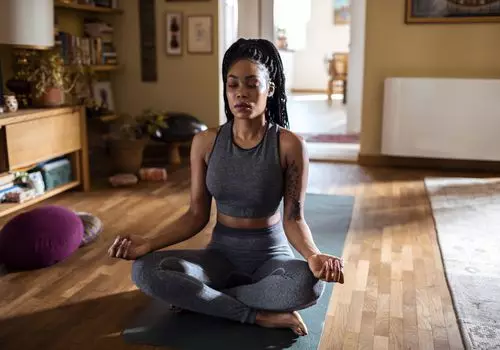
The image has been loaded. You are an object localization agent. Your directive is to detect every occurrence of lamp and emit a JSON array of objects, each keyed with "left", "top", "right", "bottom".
[{"left": 0, "top": 0, "right": 54, "bottom": 108}]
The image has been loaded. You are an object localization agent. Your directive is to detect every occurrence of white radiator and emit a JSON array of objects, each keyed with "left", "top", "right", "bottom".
[{"left": 381, "top": 77, "right": 500, "bottom": 161}]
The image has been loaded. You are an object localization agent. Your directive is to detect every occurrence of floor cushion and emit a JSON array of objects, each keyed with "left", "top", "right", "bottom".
[{"left": 0, "top": 205, "right": 83, "bottom": 270}]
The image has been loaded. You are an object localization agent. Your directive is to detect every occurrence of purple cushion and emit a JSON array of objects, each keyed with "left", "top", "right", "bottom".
[{"left": 0, "top": 205, "right": 84, "bottom": 270}]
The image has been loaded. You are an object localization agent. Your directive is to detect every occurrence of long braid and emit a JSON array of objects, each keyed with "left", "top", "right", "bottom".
[{"left": 222, "top": 38, "right": 290, "bottom": 129}]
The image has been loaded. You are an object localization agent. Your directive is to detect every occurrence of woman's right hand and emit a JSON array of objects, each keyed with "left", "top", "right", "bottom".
[{"left": 108, "top": 235, "right": 152, "bottom": 260}]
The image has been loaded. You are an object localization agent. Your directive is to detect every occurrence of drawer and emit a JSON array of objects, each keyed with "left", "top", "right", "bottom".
[{"left": 6, "top": 111, "right": 82, "bottom": 170}]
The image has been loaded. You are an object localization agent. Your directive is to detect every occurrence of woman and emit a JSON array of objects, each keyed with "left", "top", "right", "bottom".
[{"left": 108, "top": 38, "right": 344, "bottom": 337}]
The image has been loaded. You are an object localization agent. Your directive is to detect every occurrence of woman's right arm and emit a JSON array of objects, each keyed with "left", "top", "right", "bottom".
[{"left": 147, "top": 130, "right": 214, "bottom": 251}]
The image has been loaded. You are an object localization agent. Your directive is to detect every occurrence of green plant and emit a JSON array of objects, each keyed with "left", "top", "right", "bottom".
[
  {"left": 109, "top": 109, "right": 169, "bottom": 141},
  {"left": 27, "top": 48, "right": 90, "bottom": 98}
]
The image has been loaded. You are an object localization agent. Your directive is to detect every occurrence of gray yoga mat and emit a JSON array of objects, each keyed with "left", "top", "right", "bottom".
[{"left": 122, "top": 193, "right": 354, "bottom": 350}]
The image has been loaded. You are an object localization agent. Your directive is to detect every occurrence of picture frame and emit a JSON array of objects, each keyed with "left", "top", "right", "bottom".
[
  {"left": 165, "top": 0, "right": 210, "bottom": 2},
  {"left": 406, "top": 0, "right": 500, "bottom": 24},
  {"left": 187, "top": 15, "right": 213, "bottom": 54},
  {"left": 333, "top": 0, "right": 350, "bottom": 25},
  {"left": 92, "top": 81, "right": 115, "bottom": 113},
  {"left": 165, "top": 12, "right": 183, "bottom": 55}
]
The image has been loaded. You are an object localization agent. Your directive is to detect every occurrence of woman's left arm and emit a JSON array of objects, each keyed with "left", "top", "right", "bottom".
[{"left": 281, "top": 131, "right": 344, "bottom": 283}]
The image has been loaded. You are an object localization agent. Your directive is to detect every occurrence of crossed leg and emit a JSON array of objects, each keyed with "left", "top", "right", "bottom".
[
  {"left": 131, "top": 250, "right": 325, "bottom": 334},
  {"left": 132, "top": 249, "right": 257, "bottom": 323},
  {"left": 223, "top": 256, "right": 325, "bottom": 311}
]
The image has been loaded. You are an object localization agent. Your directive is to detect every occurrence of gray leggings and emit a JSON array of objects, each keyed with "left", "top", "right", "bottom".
[{"left": 131, "top": 221, "right": 325, "bottom": 324}]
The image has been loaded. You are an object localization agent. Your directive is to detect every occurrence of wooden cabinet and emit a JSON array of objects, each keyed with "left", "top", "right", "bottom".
[{"left": 0, "top": 107, "right": 90, "bottom": 217}]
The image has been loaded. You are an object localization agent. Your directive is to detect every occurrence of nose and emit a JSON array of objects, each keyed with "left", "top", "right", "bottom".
[{"left": 235, "top": 85, "right": 249, "bottom": 99}]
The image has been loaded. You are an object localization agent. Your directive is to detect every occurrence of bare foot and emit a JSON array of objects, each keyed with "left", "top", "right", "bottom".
[
  {"left": 255, "top": 311, "right": 308, "bottom": 336},
  {"left": 169, "top": 304, "right": 184, "bottom": 313}
]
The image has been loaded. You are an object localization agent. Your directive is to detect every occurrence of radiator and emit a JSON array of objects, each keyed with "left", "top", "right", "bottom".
[{"left": 381, "top": 77, "right": 500, "bottom": 161}]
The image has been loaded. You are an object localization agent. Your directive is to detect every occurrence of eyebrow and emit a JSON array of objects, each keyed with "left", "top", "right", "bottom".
[{"left": 228, "top": 74, "right": 259, "bottom": 79}]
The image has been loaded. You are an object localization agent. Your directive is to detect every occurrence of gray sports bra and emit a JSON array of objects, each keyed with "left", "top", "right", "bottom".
[{"left": 206, "top": 119, "right": 284, "bottom": 218}]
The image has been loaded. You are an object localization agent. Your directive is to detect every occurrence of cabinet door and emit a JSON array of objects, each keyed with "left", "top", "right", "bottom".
[{"left": 6, "top": 111, "right": 82, "bottom": 170}]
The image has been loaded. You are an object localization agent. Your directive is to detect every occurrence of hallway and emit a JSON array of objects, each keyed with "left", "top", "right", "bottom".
[
  {"left": 287, "top": 92, "right": 359, "bottom": 162},
  {"left": 288, "top": 93, "right": 348, "bottom": 135}
]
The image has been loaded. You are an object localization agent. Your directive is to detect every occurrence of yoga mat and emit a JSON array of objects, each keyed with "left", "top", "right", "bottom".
[{"left": 122, "top": 193, "right": 353, "bottom": 350}]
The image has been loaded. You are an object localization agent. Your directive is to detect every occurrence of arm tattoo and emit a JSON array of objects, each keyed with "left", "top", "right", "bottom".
[{"left": 285, "top": 159, "right": 302, "bottom": 220}]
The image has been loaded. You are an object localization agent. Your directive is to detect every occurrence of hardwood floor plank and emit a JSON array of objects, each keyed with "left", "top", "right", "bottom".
[
  {"left": 374, "top": 335, "right": 390, "bottom": 350},
  {"left": 375, "top": 294, "right": 391, "bottom": 337},
  {"left": 347, "top": 291, "right": 365, "bottom": 333},
  {"left": 389, "top": 317, "right": 404, "bottom": 350}
]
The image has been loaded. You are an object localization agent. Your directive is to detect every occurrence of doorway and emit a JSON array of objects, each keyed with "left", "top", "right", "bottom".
[{"left": 273, "top": 0, "right": 361, "bottom": 161}]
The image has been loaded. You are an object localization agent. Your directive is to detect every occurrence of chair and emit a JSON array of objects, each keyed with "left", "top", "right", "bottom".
[{"left": 326, "top": 53, "right": 348, "bottom": 104}]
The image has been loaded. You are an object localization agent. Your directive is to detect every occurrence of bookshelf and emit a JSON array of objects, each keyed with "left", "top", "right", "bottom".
[
  {"left": 53, "top": 1, "right": 123, "bottom": 180},
  {"left": 90, "top": 64, "right": 121, "bottom": 72},
  {"left": 54, "top": 1, "right": 121, "bottom": 118},
  {"left": 0, "top": 181, "right": 81, "bottom": 217},
  {"left": 54, "top": 1, "right": 123, "bottom": 14},
  {"left": 0, "top": 107, "right": 90, "bottom": 218}
]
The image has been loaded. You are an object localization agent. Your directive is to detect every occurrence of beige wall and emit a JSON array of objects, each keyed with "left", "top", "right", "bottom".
[
  {"left": 113, "top": 0, "right": 221, "bottom": 128},
  {"left": 360, "top": 0, "right": 500, "bottom": 155}
]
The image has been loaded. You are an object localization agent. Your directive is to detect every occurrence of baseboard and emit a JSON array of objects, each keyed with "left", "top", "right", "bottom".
[
  {"left": 358, "top": 154, "right": 500, "bottom": 173},
  {"left": 290, "top": 88, "right": 327, "bottom": 94}
]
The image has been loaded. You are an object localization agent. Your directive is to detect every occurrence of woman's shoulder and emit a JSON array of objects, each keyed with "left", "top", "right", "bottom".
[
  {"left": 193, "top": 124, "right": 227, "bottom": 163},
  {"left": 193, "top": 122, "right": 227, "bottom": 145},
  {"left": 277, "top": 127, "right": 307, "bottom": 153}
]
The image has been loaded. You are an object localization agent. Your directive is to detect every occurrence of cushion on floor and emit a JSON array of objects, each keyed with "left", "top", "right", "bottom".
[{"left": 0, "top": 205, "right": 84, "bottom": 270}]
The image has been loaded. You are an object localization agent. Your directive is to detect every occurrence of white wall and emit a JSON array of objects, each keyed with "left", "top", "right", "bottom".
[
  {"left": 237, "top": 0, "right": 273, "bottom": 41},
  {"left": 291, "top": 0, "right": 350, "bottom": 91},
  {"left": 346, "top": 0, "right": 365, "bottom": 133},
  {"left": 237, "top": 0, "right": 259, "bottom": 38},
  {"left": 260, "top": 0, "right": 274, "bottom": 42}
]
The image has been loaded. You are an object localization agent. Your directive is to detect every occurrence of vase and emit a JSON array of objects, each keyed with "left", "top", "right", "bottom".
[
  {"left": 108, "top": 138, "right": 148, "bottom": 174},
  {"left": 4, "top": 95, "right": 18, "bottom": 112},
  {"left": 39, "top": 87, "right": 64, "bottom": 107}
]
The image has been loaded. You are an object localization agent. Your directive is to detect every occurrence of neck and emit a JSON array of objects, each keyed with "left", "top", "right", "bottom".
[{"left": 232, "top": 115, "right": 267, "bottom": 140}]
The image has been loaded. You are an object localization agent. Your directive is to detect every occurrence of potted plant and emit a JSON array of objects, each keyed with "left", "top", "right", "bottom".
[
  {"left": 108, "top": 109, "right": 169, "bottom": 174},
  {"left": 27, "top": 48, "right": 90, "bottom": 107}
]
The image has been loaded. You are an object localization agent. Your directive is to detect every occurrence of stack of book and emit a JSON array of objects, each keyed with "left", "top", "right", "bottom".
[
  {"left": 84, "top": 20, "right": 117, "bottom": 65},
  {"left": 54, "top": 20, "right": 118, "bottom": 66},
  {"left": 0, "top": 173, "right": 36, "bottom": 204}
]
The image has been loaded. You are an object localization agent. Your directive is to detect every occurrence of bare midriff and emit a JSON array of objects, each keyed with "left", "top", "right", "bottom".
[{"left": 216, "top": 211, "right": 282, "bottom": 229}]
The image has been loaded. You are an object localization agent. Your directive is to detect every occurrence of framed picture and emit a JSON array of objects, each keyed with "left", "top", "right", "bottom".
[
  {"left": 93, "top": 81, "right": 114, "bottom": 113},
  {"left": 165, "top": 12, "right": 183, "bottom": 55},
  {"left": 406, "top": 0, "right": 500, "bottom": 24},
  {"left": 187, "top": 15, "right": 213, "bottom": 54},
  {"left": 333, "top": 0, "right": 350, "bottom": 25},
  {"left": 165, "top": 0, "right": 210, "bottom": 2}
]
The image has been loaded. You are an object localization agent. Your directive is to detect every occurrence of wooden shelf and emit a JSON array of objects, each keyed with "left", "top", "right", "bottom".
[
  {"left": 99, "top": 114, "right": 119, "bottom": 122},
  {"left": 90, "top": 65, "right": 121, "bottom": 72},
  {"left": 0, "top": 181, "right": 81, "bottom": 218},
  {"left": 55, "top": 1, "right": 123, "bottom": 14}
]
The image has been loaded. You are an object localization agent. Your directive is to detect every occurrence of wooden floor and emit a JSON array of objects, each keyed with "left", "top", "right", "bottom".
[{"left": 0, "top": 162, "right": 476, "bottom": 350}]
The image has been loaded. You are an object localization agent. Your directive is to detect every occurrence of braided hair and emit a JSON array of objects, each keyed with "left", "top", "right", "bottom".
[{"left": 222, "top": 38, "right": 289, "bottom": 129}]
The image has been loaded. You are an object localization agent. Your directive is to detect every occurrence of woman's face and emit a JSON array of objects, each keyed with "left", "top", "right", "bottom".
[{"left": 226, "top": 59, "right": 274, "bottom": 121}]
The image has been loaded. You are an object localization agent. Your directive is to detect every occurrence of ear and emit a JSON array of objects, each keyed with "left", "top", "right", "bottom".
[{"left": 268, "top": 82, "right": 275, "bottom": 97}]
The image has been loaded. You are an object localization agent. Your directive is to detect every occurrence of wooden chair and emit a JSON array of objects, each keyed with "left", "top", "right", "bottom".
[{"left": 326, "top": 53, "right": 348, "bottom": 104}]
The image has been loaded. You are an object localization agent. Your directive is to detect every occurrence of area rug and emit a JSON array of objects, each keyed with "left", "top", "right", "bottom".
[
  {"left": 424, "top": 177, "right": 500, "bottom": 350},
  {"left": 297, "top": 133, "right": 359, "bottom": 144},
  {"left": 122, "top": 193, "right": 353, "bottom": 350}
]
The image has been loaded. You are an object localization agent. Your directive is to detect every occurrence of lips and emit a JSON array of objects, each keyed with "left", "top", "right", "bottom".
[{"left": 234, "top": 102, "right": 252, "bottom": 110}]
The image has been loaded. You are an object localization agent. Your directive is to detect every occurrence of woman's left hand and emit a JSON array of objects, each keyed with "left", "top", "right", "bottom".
[{"left": 307, "top": 253, "right": 344, "bottom": 283}]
